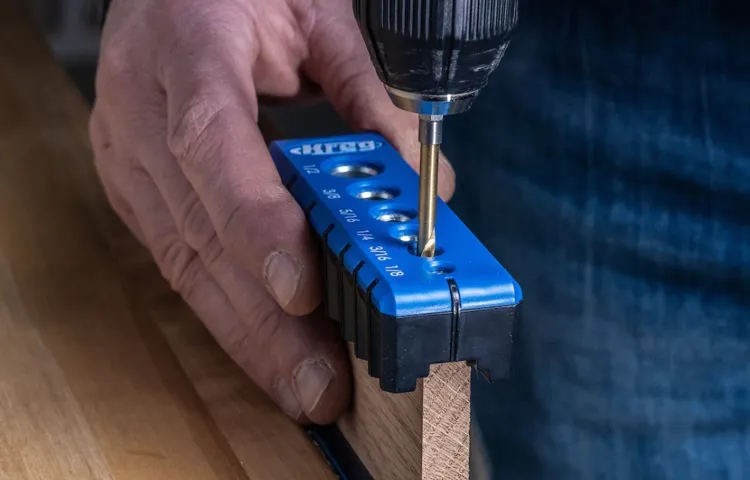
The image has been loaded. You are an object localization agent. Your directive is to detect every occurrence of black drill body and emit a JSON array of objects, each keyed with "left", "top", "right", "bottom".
[
  {"left": 353, "top": 0, "right": 519, "bottom": 98},
  {"left": 352, "top": 0, "right": 519, "bottom": 264}
]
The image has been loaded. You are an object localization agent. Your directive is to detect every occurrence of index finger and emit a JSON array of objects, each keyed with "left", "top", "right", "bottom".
[{"left": 157, "top": 9, "right": 321, "bottom": 316}]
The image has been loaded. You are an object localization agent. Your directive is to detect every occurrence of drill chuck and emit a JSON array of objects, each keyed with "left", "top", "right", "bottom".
[{"left": 353, "top": 0, "right": 519, "bottom": 116}]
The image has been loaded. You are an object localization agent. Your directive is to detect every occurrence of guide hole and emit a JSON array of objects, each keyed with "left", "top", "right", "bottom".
[
  {"left": 356, "top": 188, "right": 398, "bottom": 200},
  {"left": 425, "top": 261, "right": 455, "bottom": 275},
  {"left": 348, "top": 182, "right": 401, "bottom": 201},
  {"left": 329, "top": 163, "right": 382, "bottom": 178},
  {"left": 377, "top": 211, "right": 414, "bottom": 222},
  {"left": 371, "top": 204, "right": 417, "bottom": 223},
  {"left": 390, "top": 224, "right": 418, "bottom": 243}
]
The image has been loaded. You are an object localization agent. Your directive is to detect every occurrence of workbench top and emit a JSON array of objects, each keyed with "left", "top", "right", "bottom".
[{"left": 0, "top": 3, "right": 334, "bottom": 478}]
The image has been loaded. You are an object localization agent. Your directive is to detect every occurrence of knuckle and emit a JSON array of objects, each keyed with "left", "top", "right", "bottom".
[
  {"left": 97, "top": 39, "right": 135, "bottom": 94},
  {"left": 197, "top": 233, "right": 224, "bottom": 271},
  {"left": 156, "top": 238, "right": 201, "bottom": 295},
  {"left": 166, "top": 94, "right": 227, "bottom": 170},
  {"left": 89, "top": 111, "right": 115, "bottom": 166},
  {"left": 178, "top": 190, "right": 213, "bottom": 247},
  {"left": 177, "top": 194, "right": 226, "bottom": 271},
  {"left": 218, "top": 185, "right": 298, "bottom": 252},
  {"left": 225, "top": 303, "right": 284, "bottom": 364}
]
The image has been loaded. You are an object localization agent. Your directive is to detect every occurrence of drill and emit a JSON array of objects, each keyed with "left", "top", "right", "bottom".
[{"left": 352, "top": 0, "right": 518, "bottom": 257}]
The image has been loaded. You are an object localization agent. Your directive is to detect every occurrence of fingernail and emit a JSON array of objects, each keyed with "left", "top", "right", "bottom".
[
  {"left": 293, "top": 358, "right": 335, "bottom": 415},
  {"left": 264, "top": 251, "right": 301, "bottom": 308},
  {"left": 273, "top": 376, "right": 303, "bottom": 420}
]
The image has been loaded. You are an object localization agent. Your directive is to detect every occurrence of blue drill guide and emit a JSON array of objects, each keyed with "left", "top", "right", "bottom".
[{"left": 269, "top": 133, "right": 522, "bottom": 394}]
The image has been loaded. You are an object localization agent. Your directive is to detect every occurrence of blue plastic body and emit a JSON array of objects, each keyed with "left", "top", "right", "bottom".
[
  {"left": 269, "top": 133, "right": 522, "bottom": 317},
  {"left": 269, "top": 133, "right": 522, "bottom": 392}
]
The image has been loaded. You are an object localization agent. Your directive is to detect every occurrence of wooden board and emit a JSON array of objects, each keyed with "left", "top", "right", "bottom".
[
  {"left": 337, "top": 351, "right": 471, "bottom": 480},
  {"left": 0, "top": 2, "right": 334, "bottom": 479}
]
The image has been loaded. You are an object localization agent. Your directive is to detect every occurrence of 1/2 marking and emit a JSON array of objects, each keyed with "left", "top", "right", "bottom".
[{"left": 303, "top": 165, "right": 319, "bottom": 174}]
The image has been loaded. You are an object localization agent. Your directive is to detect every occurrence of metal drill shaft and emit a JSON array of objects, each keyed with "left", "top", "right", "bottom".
[{"left": 417, "top": 115, "right": 442, "bottom": 257}]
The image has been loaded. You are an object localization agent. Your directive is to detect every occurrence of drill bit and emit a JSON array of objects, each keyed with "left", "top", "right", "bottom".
[{"left": 417, "top": 115, "right": 442, "bottom": 257}]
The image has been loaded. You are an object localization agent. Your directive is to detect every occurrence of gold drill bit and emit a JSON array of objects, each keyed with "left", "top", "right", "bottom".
[{"left": 417, "top": 115, "right": 443, "bottom": 258}]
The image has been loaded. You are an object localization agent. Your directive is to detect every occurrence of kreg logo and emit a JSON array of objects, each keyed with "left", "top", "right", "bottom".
[{"left": 289, "top": 140, "right": 382, "bottom": 156}]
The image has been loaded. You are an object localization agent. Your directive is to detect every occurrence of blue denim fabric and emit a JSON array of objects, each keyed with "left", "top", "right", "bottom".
[{"left": 441, "top": 1, "right": 750, "bottom": 478}]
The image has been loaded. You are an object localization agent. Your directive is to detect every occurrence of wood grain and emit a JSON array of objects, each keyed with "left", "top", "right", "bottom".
[
  {"left": 337, "top": 349, "right": 471, "bottom": 480},
  {"left": 0, "top": 2, "right": 334, "bottom": 479},
  {"left": 422, "top": 363, "right": 471, "bottom": 479}
]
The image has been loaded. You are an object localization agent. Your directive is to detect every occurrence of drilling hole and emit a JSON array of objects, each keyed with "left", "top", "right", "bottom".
[
  {"left": 326, "top": 161, "right": 383, "bottom": 178},
  {"left": 425, "top": 261, "right": 455, "bottom": 275},
  {"left": 377, "top": 211, "right": 414, "bottom": 222},
  {"left": 347, "top": 182, "right": 400, "bottom": 201},
  {"left": 356, "top": 188, "right": 398, "bottom": 200},
  {"left": 407, "top": 243, "right": 445, "bottom": 257}
]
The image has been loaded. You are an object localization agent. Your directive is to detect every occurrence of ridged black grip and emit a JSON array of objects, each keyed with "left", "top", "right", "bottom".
[{"left": 354, "top": 0, "right": 518, "bottom": 95}]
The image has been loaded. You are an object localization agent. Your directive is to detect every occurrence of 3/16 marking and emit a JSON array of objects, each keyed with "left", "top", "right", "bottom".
[{"left": 369, "top": 245, "right": 390, "bottom": 261}]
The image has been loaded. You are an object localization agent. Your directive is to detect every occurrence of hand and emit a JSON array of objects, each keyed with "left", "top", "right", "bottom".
[{"left": 89, "top": 0, "right": 456, "bottom": 424}]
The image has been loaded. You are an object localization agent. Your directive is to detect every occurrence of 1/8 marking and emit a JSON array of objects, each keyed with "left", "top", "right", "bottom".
[
  {"left": 323, "top": 188, "right": 340, "bottom": 199},
  {"left": 369, "top": 246, "right": 404, "bottom": 276},
  {"left": 385, "top": 265, "right": 404, "bottom": 277}
]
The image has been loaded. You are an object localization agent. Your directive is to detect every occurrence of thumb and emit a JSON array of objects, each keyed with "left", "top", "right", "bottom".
[{"left": 304, "top": 3, "right": 455, "bottom": 202}]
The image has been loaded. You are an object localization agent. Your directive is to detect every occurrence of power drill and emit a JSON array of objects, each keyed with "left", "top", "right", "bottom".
[{"left": 352, "top": 0, "right": 519, "bottom": 257}]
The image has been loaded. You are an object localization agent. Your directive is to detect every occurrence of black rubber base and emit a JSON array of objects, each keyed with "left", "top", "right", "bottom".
[{"left": 318, "top": 233, "right": 522, "bottom": 393}]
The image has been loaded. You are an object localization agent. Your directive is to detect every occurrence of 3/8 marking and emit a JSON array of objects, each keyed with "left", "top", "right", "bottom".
[{"left": 323, "top": 188, "right": 340, "bottom": 199}]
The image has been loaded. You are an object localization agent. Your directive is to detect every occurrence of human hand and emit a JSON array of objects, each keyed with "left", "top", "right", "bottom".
[{"left": 89, "top": 0, "right": 455, "bottom": 424}]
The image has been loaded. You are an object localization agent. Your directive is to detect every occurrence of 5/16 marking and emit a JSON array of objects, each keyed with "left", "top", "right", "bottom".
[{"left": 339, "top": 209, "right": 359, "bottom": 223}]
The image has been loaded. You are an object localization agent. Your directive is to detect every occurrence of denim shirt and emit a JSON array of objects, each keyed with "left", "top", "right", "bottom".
[{"left": 441, "top": 1, "right": 750, "bottom": 478}]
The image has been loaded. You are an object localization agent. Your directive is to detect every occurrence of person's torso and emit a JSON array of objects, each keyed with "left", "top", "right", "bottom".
[{"left": 442, "top": 2, "right": 750, "bottom": 478}]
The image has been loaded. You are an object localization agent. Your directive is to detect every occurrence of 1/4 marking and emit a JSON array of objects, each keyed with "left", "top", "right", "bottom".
[{"left": 356, "top": 230, "right": 374, "bottom": 241}]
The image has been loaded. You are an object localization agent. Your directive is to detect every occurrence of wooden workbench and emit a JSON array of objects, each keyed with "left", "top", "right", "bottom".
[
  {"left": 0, "top": 2, "right": 476, "bottom": 479},
  {"left": 0, "top": 4, "right": 335, "bottom": 479}
]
